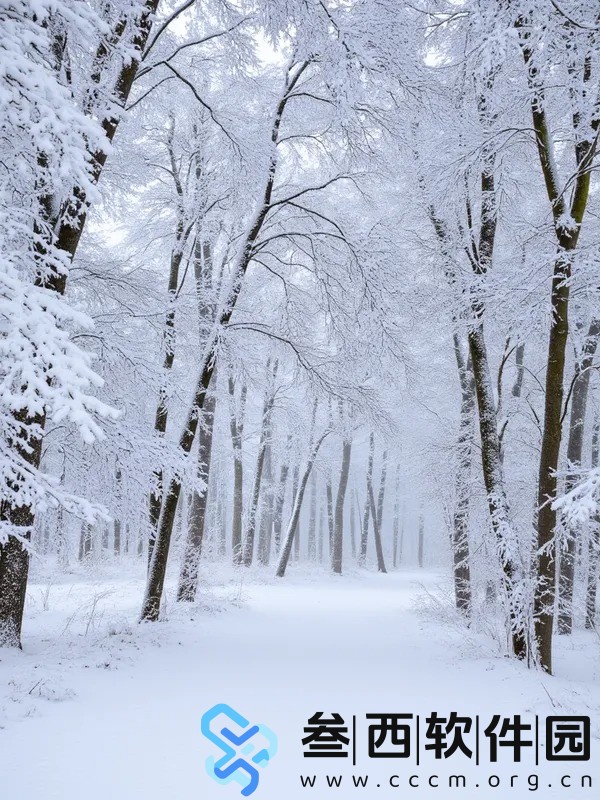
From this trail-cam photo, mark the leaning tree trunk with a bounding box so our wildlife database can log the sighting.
[272,438,292,553]
[140,62,312,621]
[332,436,352,574]
[558,319,600,633]
[275,433,329,578]
[291,465,300,560]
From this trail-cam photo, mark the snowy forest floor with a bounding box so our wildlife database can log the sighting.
[1,567,600,799]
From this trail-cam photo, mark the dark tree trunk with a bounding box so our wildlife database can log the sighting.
[0,413,42,645]
[0,530,30,647]
[368,483,387,573]
[114,521,121,556]
[332,437,352,575]
[519,19,597,672]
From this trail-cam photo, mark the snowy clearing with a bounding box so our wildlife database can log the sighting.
[1,569,599,799]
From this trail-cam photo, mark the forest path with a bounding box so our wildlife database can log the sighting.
[1,569,598,799]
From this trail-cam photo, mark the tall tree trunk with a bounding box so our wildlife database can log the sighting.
[217,486,227,558]
[307,471,317,561]
[458,92,528,659]
[452,334,475,616]
[418,512,424,569]
[392,466,401,568]
[325,479,334,559]
[272,437,292,554]
[466,172,527,658]
[114,519,121,556]
[114,462,122,556]
[78,524,85,561]
[359,434,375,566]
[318,503,325,563]
[257,442,275,566]
[376,449,388,535]
[243,367,277,567]
[332,436,352,574]
[558,319,600,633]
[148,121,191,566]
[469,322,527,658]
[275,433,329,578]
[176,238,218,600]
[292,465,301,560]
[350,492,357,561]
[518,22,598,672]
[176,374,217,601]
[229,379,247,565]
[426,82,527,659]
[368,483,387,573]
[399,502,405,566]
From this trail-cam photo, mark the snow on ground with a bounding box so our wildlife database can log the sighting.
[1,566,599,799]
